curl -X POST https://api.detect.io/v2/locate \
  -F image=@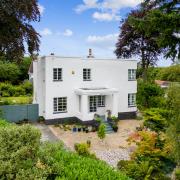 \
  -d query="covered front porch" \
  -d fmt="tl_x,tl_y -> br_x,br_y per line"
75,87 -> 119,121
